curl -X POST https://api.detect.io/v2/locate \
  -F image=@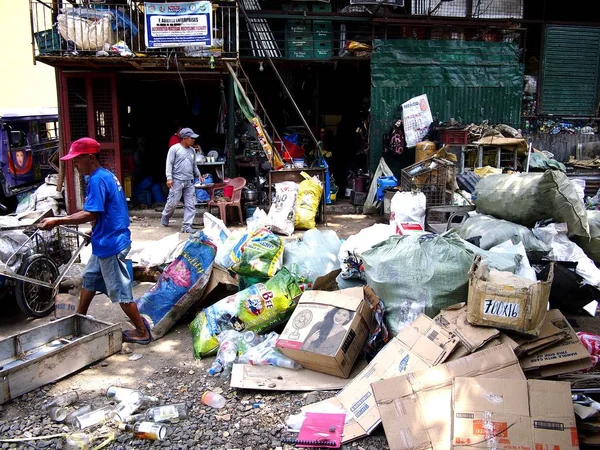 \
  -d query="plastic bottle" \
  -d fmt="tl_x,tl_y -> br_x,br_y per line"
106,386 -> 158,403
127,403 -> 188,423
65,405 -> 93,425
118,421 -> 167,441
73,406 -> 112,430
201,391 -> 226,409
47,406 -> 68,422
110,391 -> 145,423
46,391 -> 79,408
